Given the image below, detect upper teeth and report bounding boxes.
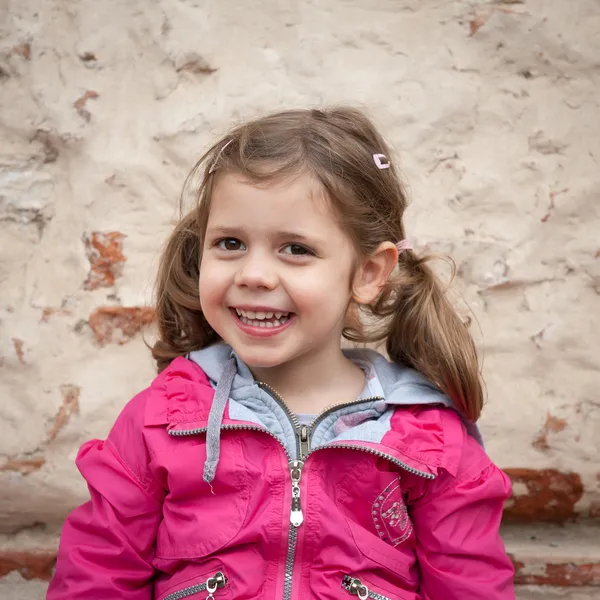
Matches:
[235,309,289,320]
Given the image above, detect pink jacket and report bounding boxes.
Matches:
[48,346,515,600]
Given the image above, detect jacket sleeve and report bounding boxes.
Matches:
[410,450,515,600]
[47,398,164,599]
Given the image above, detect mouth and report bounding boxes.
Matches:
[229,307,296,338]
[231,307,294,328]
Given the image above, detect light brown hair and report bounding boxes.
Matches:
[153,107,483,421]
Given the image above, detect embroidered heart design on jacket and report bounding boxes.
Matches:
[372,479,413,547]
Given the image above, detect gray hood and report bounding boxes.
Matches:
[188,343,482,483]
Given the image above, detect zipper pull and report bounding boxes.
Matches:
[299,424,310,459]
[344,576,369,600]
[289,460,304,527]
[205,571,227,599]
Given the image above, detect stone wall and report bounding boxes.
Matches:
[1,0,599,591]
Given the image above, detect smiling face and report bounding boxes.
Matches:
[199,171,357,371]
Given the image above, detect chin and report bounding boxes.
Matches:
[229,344,289,370]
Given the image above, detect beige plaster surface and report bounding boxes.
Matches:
[0,2,599,594]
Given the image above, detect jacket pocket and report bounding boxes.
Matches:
[159,569,231,600]
[346,516,416,575]
[342,575,392,600]
[345,515,419,599]
[156,435,250,559]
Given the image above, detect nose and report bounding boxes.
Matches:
[234,250,279,290]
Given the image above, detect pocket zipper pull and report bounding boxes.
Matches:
[205,571,227,599]
[289,460,304,527]
[343,576,370,600]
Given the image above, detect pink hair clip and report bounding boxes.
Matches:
[208,139,234,174]
[373,153,390,170]
[395,239,413,253]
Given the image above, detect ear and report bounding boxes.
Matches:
[352,241,398,305]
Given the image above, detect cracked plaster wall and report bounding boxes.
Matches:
[1,0,599,541]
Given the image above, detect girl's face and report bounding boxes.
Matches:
[199,171,357,371]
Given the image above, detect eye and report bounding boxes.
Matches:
[217,238,246,251]
[282,243,312,256]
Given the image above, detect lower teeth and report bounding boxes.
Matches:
[240,316,290,327]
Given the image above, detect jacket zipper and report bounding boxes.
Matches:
[169,423,290,460]
[342,575,392,600]
[308,443,435,479]
[305,394,436,479]
[257,382,304,600]
[257,381,302,457]
[169,385,435,600]
[163,571,227,600]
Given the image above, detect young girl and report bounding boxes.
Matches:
[48,107,515,600]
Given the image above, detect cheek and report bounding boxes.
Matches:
[288,265,353,309]
[198,261,228,308]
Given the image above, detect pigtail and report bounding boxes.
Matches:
[377,252,483,421]
[152,210,219,373]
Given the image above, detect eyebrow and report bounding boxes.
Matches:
[206,226,323,245]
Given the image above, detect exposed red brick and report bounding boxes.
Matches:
[532,413,568,451]
[511,557,600,586]
[12,338,25,364]
[89,306,155,345]
[11,42,31,60]
[40,307,72,323]
[73,90,99,122]
[545,415,567,433]
[503,468,583,522]
[0,549,56,580]
[47,385,80,442]
[532,434,549,451]
[0,457,45,475]
[483,279,532,292]
[83,231,127,290]
[589,502,600,519]
[469,15,488,35]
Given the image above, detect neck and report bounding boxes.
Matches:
[251,342,365,414]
